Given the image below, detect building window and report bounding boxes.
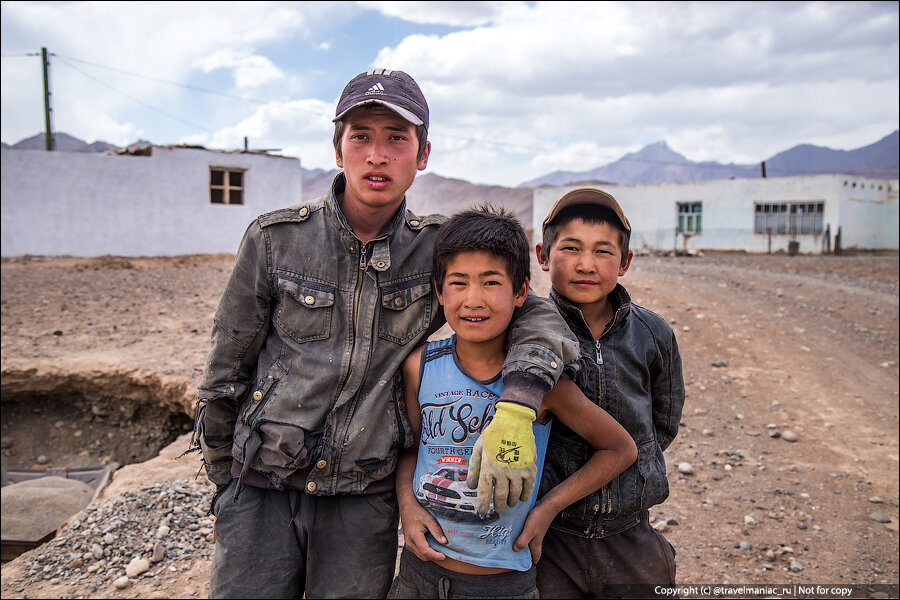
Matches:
[677,202,702,234]
[210,168,244,205]
[754,202,824,235]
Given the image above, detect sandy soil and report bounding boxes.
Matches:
[1,249,898,598]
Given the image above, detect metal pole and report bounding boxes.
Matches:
[41,47,54,151]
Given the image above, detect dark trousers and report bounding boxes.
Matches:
[536,511,677,599]
[388,547,538,599]
[209,482,399,599]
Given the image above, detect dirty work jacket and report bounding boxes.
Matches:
[193,173,578,495]
[539,284,685,537]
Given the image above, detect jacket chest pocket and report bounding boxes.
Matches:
[378,278,432,345]
[275,276,335,344]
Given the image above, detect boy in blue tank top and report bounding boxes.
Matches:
[388,206,638,599]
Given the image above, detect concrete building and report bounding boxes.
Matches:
[533,175,899,253]
[1,145,302,257]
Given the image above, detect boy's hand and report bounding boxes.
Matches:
[512,502,554,563]
[399,502,447,563]
[466,403,538,516]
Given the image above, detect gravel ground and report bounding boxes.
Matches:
[1,249,898,599]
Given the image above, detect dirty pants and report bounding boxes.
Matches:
[536,511,677,599]
[388,547,538,599]
[209,482,399,599]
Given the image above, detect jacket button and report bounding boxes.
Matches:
[299,206,309,217]
[306,481,317,493]
[316,460,327,470]
[410,220,420,227]
[550,361,558,369]
[252,390,263,402]
[376,261,386,269]
[393,297,405,308]
[304,295,315,305]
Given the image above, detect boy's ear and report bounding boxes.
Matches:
[619,250,634,277]
[534,244,550,271]
[334,144,343,169]
[515,278,529,307]
[433,276,444,305]
[417,140,431,171]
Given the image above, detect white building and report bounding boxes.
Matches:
[533,175,899,253]
[1,146,302,257]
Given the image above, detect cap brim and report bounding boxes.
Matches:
[333,100,424,126]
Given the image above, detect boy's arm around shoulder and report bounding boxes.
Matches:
[395,346,447,563]
[512,377,637,560]
[469,290,579,514]
[501,289,578,411]
[648,315,685,451]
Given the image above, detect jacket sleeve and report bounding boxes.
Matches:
[192,220,273,485]
[499,288,579,412]
[652,324,685,451]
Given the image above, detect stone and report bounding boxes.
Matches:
[869,496,885,503]
[868,512,892,524]
[151,543,166,563]
[743,515,757,525]
[789,558,804,572]
[781,430,799,442]
[652,520,669,532]
[125,557,150,578]
[677,462,694,475]
[1,476,95,542]
[112,576,130,589]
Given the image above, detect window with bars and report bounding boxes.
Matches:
[754,202,824,235]
[210,168,245,205]
[677,202,702,234]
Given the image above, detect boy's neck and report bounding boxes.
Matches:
[454,336,506,381]
[573,294,615,340]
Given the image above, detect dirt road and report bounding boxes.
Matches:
[1,250,897,598]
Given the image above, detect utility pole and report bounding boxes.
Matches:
[41,47,55,151]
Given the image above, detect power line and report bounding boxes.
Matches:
[7,52,880,177]
[54,55,214,134]
[55,53,330,118]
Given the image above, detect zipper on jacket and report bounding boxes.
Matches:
[595,339,603,365]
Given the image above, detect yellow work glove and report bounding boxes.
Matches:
[466,402,538,517]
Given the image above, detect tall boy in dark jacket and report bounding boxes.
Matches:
[534,188,685,598]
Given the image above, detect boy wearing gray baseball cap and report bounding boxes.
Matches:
[194,69,578,598]
[534,188,685,597]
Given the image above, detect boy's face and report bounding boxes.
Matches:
[436,250,528,346]
[536,218,632,308]
[335,106,430,213]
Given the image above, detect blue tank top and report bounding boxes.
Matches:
[411,336,552,571]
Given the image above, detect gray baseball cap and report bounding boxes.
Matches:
[333,69,429,129]
[542,188,631,234]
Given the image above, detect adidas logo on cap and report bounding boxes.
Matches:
[365,82,385,96]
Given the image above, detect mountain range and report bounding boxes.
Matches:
[5,130,897,223]
[520,130,898,186]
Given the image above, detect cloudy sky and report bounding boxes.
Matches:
[2,1,897,187]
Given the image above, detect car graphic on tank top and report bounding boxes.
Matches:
[416,467,500,522]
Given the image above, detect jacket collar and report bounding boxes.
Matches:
[550,283,632,339]
[325,172,408,241]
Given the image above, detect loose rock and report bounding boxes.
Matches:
[780,430,799,442]
[869,512,892,524]
[126,557,150,578]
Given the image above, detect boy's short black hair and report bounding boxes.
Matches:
[433,205,530,292]
[540,204,631,267]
